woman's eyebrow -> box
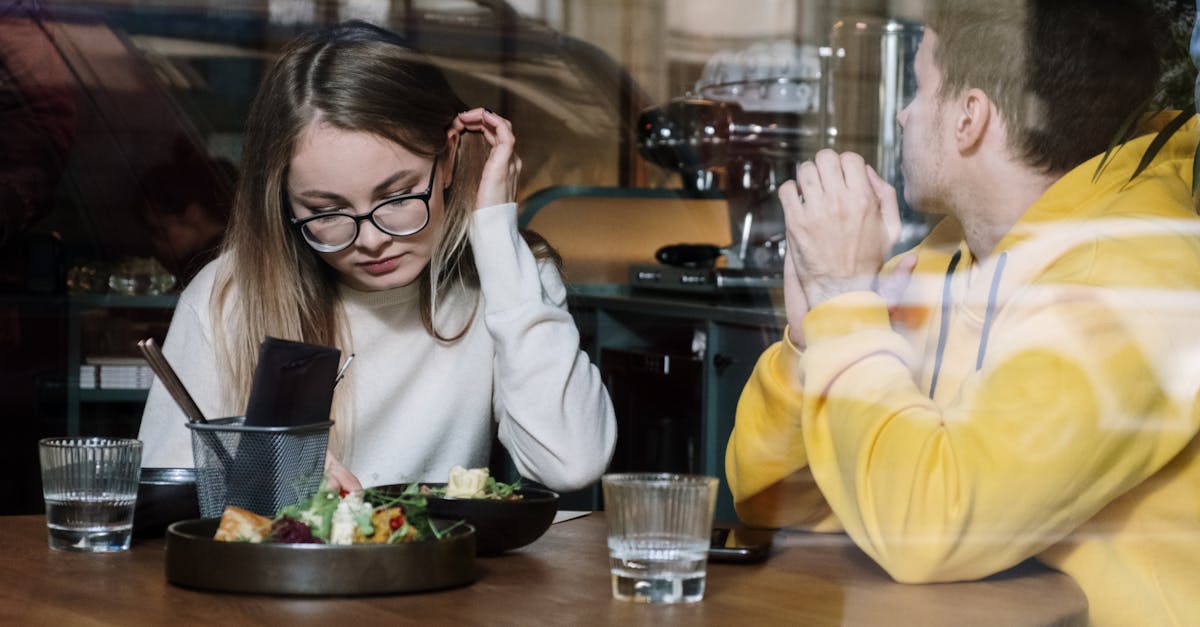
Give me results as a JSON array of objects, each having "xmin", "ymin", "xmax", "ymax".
[
  {"xmin": 293, "ymin": 189, "xmax": 348, "ymax": 202},
  {"xmin": 291, "ymin": 169, "xmax": 419, "ymax": 202},
  {"xmin": 370, "ymin": 169, "xmax": 417, "ymax": 196}
]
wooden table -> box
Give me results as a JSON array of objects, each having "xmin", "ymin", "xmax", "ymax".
[{"xmin": 0, "ymin": 513, "xmax": 1086, "ymax": 626}]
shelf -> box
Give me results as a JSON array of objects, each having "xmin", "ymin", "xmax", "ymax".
[
  {"xmin": 67, "ymin": 292, "xmax": 179, "ymax": 435},
  {"xmin": 0, "ymin": 293, "xmax": 66, "ymax": 307},
  {"xmin": 79, "ymin": 389, "xmax": 151, "ymax": 403},
  {"xmin": 69, "ymin": 293, "xmax": 179, "ymax": 309}
]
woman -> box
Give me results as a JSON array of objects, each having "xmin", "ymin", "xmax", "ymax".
[{"xmin": 138, "ymin": 21, "xmax": 616, "ymax": 493}]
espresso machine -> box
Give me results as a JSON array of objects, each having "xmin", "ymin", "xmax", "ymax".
[{"xmin": 632, "ymin": 17, "xmax": 923, "ymax": 294}]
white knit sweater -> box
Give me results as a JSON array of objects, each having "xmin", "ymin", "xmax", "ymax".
[{"xmin": 138, "ymin": 202, "xmax": 616, "ymax": 492}]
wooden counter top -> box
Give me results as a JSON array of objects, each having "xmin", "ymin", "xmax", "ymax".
[{"xmin": 0, "ymin": 513, "xmax": 1086, "ymax": 625}]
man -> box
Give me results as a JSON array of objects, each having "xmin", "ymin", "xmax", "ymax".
[{"xmin": 726, "ymin": 1, "xmax": 1200, "ymax": 624}]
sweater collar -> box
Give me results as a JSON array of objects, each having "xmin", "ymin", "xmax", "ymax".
[{"xmin": 338, "ymin": 279, "xmax": 421, "ymax": 309}]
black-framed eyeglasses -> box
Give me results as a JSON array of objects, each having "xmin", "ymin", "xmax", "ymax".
[{"xmin": 290, "ymin": 156, "xmax": 438, "ymax": 253}]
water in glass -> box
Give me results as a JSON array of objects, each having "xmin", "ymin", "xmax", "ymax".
[{"xmin": 609, "ymin": 534, "xmax": 709, "ymax": 603}]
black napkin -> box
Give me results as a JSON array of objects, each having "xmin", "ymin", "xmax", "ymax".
[{"xmin": 243, "ymin": 336, "xmax": 341, "ymax": 427}]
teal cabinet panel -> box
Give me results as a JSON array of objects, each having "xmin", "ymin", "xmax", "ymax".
[{"xmin": 567, "ymin": 285, "xmax": 784, "ymax": 522}]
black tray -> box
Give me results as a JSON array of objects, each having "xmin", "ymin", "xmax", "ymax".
[{"xmin": 165, "ymin": 518, "xmax": 476, "ymax": 595}]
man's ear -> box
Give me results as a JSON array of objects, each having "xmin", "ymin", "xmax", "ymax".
[
  {"xmin": 442, "ymin": 127, "xmax": 461, "ymax": 189},
  {"xmin": 954, "ymin": 88, "xmax": 992, "ymax": 154}
]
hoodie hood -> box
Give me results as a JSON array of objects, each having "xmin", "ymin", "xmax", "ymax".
[{"xmin": 995, "ymin": 117, "xmax": 1200, "ymax": 255}]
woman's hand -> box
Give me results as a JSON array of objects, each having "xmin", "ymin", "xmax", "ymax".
[
  {"xmin": 453, "ymin": 108, "xmax": 521, "ymax": 210},
  {"xmin": 324, "ymin": 451, "xmax": 362, "ymax": 493}
]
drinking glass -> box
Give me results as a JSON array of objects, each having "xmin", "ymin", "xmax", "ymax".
[
  {"xmin": 602, "ymin": 473, "xmax": 719, "ymax": 604},
  {"xmin": 39, "ymin": 437, "xmax": 143, "ymax": 552}
]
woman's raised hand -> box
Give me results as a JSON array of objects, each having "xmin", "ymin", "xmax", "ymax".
[{"xmin": 454, "ymin": 108, "xmax": 521, "ymax": 210}]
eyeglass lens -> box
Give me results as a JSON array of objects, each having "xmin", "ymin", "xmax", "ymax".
[{"xmin": 301, "ymin": 197, "xmax": 428, "ymax": 249}]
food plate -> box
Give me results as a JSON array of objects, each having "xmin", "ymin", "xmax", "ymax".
[
  {"xmin": 375, "ymin": 483, "xmax": 559, "ymax": 555},
  {"xmin": 165, "ymin": 518, "xmax": 476, "ymax": 595}
]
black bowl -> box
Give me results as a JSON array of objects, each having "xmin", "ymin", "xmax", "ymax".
[
  {"xmin": 134, "ymin": 467, "xmax": 200, "ymax": 538},
  {"xmin": 374, "ymin": 483, "xmax": 559, "ymax": 555},
  {"xmin": 165, "ymin": 517, "xmax": 476, "ymax": 595}
]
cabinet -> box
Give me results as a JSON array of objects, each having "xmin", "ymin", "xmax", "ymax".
[
  {"xmin": 567, "ymin": 284, "xmax": 784, "ymax": 523},
  {"xmin": 66, "ymin": 293, "xmax": 176, "ymax": 435}
]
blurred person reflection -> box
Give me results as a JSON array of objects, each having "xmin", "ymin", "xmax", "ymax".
[
  {"xmin": 726, "ymin": 1, "xmax": 1200, "ymax": 625},
  {"xmin": 0, "ymin": 3, "xmax": 76, "ymax": 251},
  {"xmin": 138, "ymin": 137, "xmax": 236, "ymax": 285},
  {"xmin": 0, "ymin": 1, "xmax": 79, "ymax": 516}
]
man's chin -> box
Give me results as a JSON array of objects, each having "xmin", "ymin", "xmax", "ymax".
[{"xmin": 902, "ymin": 191, "xmax": 948, "ymax": 217}]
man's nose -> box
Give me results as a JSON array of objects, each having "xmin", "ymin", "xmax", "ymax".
[{"xmin": 897, "ymin": 105, "xmax": 909, "ymax": 130}]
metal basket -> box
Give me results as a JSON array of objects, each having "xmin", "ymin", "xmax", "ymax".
[{"xmin": 186, "ymin": 417, "xmax": 332, "ymax": 518}]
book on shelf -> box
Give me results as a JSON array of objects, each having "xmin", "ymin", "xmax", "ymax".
[{"xmin": 83, "ymin": 356, "xmax": 155, "ymax": 390}]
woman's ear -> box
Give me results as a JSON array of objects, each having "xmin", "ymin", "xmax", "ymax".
[{"xmin": 442, "ymin": 128, "xmax": 461, "ymax": 189}]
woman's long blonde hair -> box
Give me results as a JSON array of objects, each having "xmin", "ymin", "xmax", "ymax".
[{"xmin": 211, "ymin": 21, "xmax": 500, "ymax": 456}]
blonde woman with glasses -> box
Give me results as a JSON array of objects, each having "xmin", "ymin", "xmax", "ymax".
[{"xmin": 138, "ymin": 21, "xmax": 616, "ymax": 493}]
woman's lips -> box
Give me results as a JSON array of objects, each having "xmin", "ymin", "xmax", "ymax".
[{"xmin": 359, "ymin": 255, "xmax": 403, "ymax": 276}]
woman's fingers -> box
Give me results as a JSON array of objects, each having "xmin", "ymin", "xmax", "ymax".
[
  {"xmin": 457, "ymin": 107, "xmax": 520, "ymax": 209},
  {"xmin": 456, "ymin": 109, "xmax": 512, "ymax": 146},
  {"xmin": 324, "ymin": 451, "xmax": 362, "ymax": 492}
]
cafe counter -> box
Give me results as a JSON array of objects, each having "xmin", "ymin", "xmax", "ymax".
[{"xmin": 0, "ymin": 512, "xmax": 1087, "ymax": 625}]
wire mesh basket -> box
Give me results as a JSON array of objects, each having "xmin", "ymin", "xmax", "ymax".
[{"xmin": 186, "ymin": 417, "xmax": 332, "ymax": 518}]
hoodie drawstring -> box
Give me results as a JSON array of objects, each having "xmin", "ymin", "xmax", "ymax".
[
  {"xmin": 929, "ymin": 250, "xmax": 962, "ymax": 399},
  {"xmin": 976, "ymin": 251, "xmax": 1008, "ymax": 369},
  {"xmin": 928, "ymin": 250, "xmax": 1008, "ymax": 399}
]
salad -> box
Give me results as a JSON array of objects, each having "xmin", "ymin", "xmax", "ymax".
[{"xmin": 214, "ymin": 482, "xmax": 462, "ymax": 545}]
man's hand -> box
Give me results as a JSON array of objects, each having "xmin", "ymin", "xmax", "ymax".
[
  {"xmin": 782, "ymin": 232, "xmax": 810, "ymax": 349},
  {"xmin": 781, "ymin": 150, "xmax": 902, "ymax": 308}
]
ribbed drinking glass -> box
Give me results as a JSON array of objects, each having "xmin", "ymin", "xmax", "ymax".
[
  {"xmin": 602, "ymin": 473, "xmax": 719, "ymax": 604},
  {"xmin": 39, "ymin": 437, "xmax": 143, "ymax": 552}
]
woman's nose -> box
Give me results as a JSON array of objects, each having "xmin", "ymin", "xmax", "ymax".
[{"xmin": 354, "ymin": 215, "xmax": 393, "ymax": 251}]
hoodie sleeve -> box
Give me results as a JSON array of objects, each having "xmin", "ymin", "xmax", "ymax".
[
  {"xmin": 726, "ymin": 332, "xmax": 842, "ymax": 531},
  {"xmin": 469, "ymin": 202, "xmax": 616, "ymax": 492}
]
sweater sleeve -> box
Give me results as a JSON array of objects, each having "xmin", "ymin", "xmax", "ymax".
[
  {"xmin": 798, "ymin": 286, "xmax": 1200, "ymax": 583},
  {"xmin": 726, "ymin": 332, "xmax": 841, "ymax": 531},
  {"xmin": 137, "ymin": 270, "xmax": 225, "ymax": 468},
  {"xmin": 469, "ymin": 202, "xmax": 616, "ymax": 492}
]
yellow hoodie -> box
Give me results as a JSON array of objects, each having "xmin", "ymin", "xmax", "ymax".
[{"xmin": 726, "ymin": 122, "xmax": 1200, "ymax": 626}]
